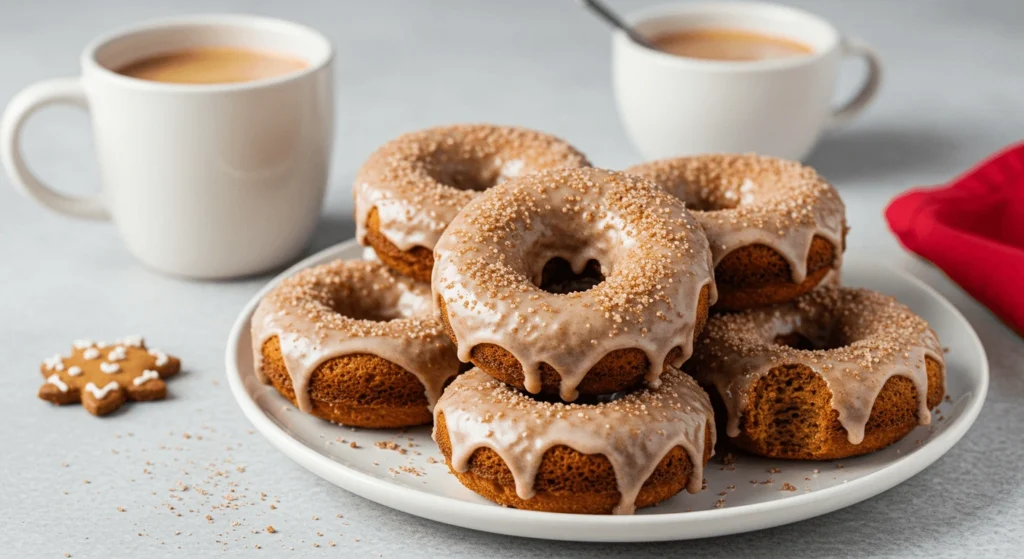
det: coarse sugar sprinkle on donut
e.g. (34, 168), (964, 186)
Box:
(354, 124), (589, 281)
(686, 285), (945, 459)
(433, 366), (715, 514)
(627, 154), (846, 309)
(251, 260), (461, 427)
(432, 167), (715, 401)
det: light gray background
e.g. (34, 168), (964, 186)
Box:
(2, 0), (1022, 557)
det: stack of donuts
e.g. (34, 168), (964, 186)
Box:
(251, 124), (946, 515)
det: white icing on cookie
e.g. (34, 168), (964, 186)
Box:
(83, 348), (100, 360)
(119, 335), (144, 347)
(43, 355), (64, 371)
(149, 349), (169, 367)
(85, 381), (119, 399)
(72, 339), (95, 350)
(47, 373), (69, 393)
(68, 366), (83, 377)
(133, 369), (160, 387)
(107, 346), (127, 362)
(100, 362), (121, 374)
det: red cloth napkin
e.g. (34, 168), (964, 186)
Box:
(886, 141), (1024, 335)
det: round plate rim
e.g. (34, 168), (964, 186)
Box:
(225, 239), (989, 542)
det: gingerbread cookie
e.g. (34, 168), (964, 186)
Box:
(38, 336), (180, 416)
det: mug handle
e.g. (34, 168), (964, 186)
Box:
(1, 78), (109, 219)
(827, 36), (883, 130)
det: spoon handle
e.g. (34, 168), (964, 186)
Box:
(579, 0), (658, 50)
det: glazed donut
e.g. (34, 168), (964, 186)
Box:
(626, 154), (846, 311)
(433, 367), (715, 514)
(354, 124), (590, 282)
(432, 167), (716, 401)
(251, 260), (461, 428)
(686, 286), (945, 460)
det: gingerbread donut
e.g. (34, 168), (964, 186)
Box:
(686, 286), (945, 460)
(433, 367), (715, 514)
(626, 154), (846, 310)
(251, 260), (461, 428)
(354, 124), (590, 282)
(433, 167), (716, 401)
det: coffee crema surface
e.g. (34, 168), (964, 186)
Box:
(651, 28), (814, 61)
(116, 47), (308, 84)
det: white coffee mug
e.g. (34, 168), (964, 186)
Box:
(613, 2), (881, 161)
(1, 15), (334, 279)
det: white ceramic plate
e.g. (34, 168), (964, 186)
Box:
(226, 239), (988, 542)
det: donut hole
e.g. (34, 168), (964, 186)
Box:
(525, 388), (626, 406)
(772, 326), (847, 351)
(662, 178), (753, 212)
(326, 297), (405, 323)
(680, 189), (741, 212)
(538, 257), (606, 294)
(429, 158), (521, 192)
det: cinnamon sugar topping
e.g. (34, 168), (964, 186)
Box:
(627, 154), (845, 282)
(250, 260), (461, 413)
(433, 367), (714, 514)
(432, 167), (716, 400)
(354, 124), (589, 252)
(688, 286), (944, 444)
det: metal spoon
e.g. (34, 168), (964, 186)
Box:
(578, 0), (659, 50)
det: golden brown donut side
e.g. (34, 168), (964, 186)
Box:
(437, 285), (710, 396)
(713, 236), (839, 311)
(709, 358), (944, 460)
(260, 337), (434, 428)
(364, 207), (434, 283)
(434, 411), (714, 514)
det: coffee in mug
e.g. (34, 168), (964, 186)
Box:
(651, 28), (813, 61)
(613, 2), (882, 161)
(0, 15), (334, 279)
(116, 47), (309, 84)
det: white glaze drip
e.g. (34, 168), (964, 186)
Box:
(689, 286), (944, 445)
(627, 154), (846, 283)
(354, 180), (472, 251)
(433, 368), (714, 514)
(354, 124), (589, 252)
(433, 168), (716, 401)
(251, 260), (461, 413)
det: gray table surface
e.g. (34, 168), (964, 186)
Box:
(2, 0), (1022, 557)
